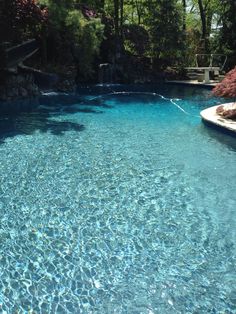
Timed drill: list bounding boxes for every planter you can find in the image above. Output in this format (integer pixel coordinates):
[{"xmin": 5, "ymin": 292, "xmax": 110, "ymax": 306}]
[{"xmin": 200, "ymin": 103, "xmax": 236, "ymax": 133}]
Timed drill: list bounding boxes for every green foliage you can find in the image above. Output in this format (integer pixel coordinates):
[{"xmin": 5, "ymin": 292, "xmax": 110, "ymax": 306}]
[
  {"xmin": 45, "ymin": 0, "xmax": 73, "ymax": 29},
  {"xmin": 0, "ymin": 0, "xmax": 48, "ymax": 43},
  {"xmin": 218, "ymin": 0, "xmax": 236, "ymax": 66},
  {"xmin": 184, "ymin": 11, "xmax": 202, "ymax": 65},
  {"xmin": 78, "ymin": 19, "xmax": 104, "ymax": 79},
  {"xmin": 123, "ymin": 24, "xmax": 150, "ymax": 56},
  {"xmin": 65, "ymin": 9, "xmax": 82, "ymax": 35},
  {"xmin": 2, "ymin": 0, "xmax": 236, "ymax": 81},
  {"xmin": 66, "ymin": 10, "xmax": 104, "ymax": 80},
  {"xmin": 146, "ymin": 0, "xmax": 184, "ymax": 67},
  {"xmin": 38, "ymin": 1, "xmax": 105, "ymax": 80}
]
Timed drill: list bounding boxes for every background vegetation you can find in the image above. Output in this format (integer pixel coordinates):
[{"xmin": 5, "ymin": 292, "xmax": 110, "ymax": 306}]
[{"xmin": 0, "ymin": 0, "xmax": 235, "ymax": 82}]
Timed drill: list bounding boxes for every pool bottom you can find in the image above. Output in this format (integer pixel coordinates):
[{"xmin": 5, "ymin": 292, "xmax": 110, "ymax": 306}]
[{"xmin": 0, "ymin": 87, "xmax": 235, "ymax": 313}]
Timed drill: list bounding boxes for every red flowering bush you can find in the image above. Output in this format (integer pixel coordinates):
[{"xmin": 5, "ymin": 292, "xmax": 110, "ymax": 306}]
[
  {"xmin": 13, "ymin": 0, "xmax": 48, "ymax": 34},
  {"xmin": 14, "ymin": 0, "xmax": 48, "ymax": 24},
  {"xmin": 79, "ymin": 4, "xmax": 97, "ymax": 20},
  {"xmin": 213, "ymin": 66, "xmax": 236, "ymax": 120},
  {"xmin": 0, "ymin": 0, "xmax": 48, "ymax": 42},
  {"xmin": 212, "ymin": 66, "xmax": 236, "ymax": 98}
]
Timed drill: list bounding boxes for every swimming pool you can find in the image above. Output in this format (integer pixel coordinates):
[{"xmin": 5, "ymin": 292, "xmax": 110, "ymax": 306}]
[{"xmin": 0, "ymin": 84, "xmax": 235, "ymax": 313}]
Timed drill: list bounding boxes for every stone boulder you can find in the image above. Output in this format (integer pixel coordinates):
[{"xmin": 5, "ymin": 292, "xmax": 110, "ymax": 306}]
[
  {"xmin": 0, "ymin": 72, "xmax": 40, "ymax": 101},
  {"xmin": 216, "ymin": 103, "xmax": 236, "ymax": 120}
]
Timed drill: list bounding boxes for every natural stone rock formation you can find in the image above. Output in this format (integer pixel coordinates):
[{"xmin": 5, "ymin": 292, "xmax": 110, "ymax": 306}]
[
  {"xmin": 201, "ymin": 104, "xmax": 236, "ymax": 133},
  {"xmin": 216, "ymin": 102, "xmax": 236, "ymax": 120},
  {"xmin": 0, "ymin": 72, "xmax": 40, "ymax": 101},
  {"xmin": 48, "ymin": 65, "xmax": 77, "ymax": 93},
  {"xmin": 56, "ymin": 78, "xmax": 77, "ymax": 93}
]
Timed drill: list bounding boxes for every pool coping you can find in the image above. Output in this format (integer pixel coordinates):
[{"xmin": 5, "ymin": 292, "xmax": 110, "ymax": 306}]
[
  {"xmin": 200, "ymin": 103, "xmax": 236, "ymax": 133},
  {"xmin": 166, "ymin": 80, "xmax": 217, "ymax": 88}
]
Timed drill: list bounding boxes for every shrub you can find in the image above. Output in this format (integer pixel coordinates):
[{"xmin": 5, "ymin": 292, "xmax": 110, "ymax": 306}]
[
  {"xmin": 212, "ymin": 66, "xmax": 236, "ymax": 98},
  {"xmin": 0, "ymin": 0, "xmax": 48, "ymax": 42},
  {"xmin": 66, "ymin": 10, "xmax": 104, "ymax": 81}
]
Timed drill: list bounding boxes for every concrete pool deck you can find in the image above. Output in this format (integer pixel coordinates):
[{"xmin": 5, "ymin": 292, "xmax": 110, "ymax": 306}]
[
  {"xmin": 200, "ymin": 104, "xmax": 236, "ymax": 133},
  {"xmin": 166, "ymin": 79, "xmax": 218, "ymax": 88}
]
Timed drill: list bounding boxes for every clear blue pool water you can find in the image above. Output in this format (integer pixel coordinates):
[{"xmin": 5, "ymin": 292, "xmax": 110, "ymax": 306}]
[{"xmin": 0, "ymin": 84, "xmax": 235, "ymax": 313}]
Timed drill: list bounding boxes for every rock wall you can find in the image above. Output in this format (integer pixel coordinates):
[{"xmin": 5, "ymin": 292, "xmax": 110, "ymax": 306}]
[{"xmin": 0, "ymin": 72, "xmax": 40, "ymax": 101}]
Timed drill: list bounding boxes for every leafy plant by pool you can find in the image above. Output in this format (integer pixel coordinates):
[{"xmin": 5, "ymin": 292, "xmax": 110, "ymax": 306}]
[
  {"xmin": 200, "ymin": 67, "xmax": 236, "ymax": 133},
  {"xmin": 213, "ymin": 66, "xmax": 236, "ymax": 120}
]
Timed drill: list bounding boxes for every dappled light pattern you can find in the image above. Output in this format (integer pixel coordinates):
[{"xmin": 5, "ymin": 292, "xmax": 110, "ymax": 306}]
[{"xmin": 0, "ymin": 86, "xmax": 235, "ymax": 313}]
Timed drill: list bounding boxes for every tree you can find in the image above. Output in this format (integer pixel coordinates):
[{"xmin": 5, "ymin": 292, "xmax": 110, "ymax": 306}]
[
  {"xmin": 66, "ymin": 10, "xmax": 104, "ymax": 81},
  {"xmin": 218, "ymin": 0, "xmax": 236, "ymax": 67},
  {"xmin": 146, "ymin": 0, "xmax": 183, "ymax": 68},
  {"xmin": 182, "ymin": 0, "xmax": 187, "ymax": 33},
  {"xmin": 192, "ymin": 0, "xmax": 221, "ymax": 53},
  {"xmin": 0, "ymin": 0, "xmax": 48, "ymax": 43}
]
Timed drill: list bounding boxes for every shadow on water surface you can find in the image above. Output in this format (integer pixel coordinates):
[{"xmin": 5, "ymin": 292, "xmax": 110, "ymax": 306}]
[
  {"xmin": 40, "ymin": 93, "xmax": 113, "ymax": 109},
  {"xmin": 0, "ymin": 113, "xmax": 85, "ymax": 144},
  {"xmin": 1, "ymin": 89, "xmax": 189, "ymax": 145},
  {"xmin": 0, "ymin": 98, "xmax": 88, "ymax": 144},
  {"xmin": 0, "ymin": 92, "xmax": 117, "ymax": 144},
  {"xmin": 60, "ymin": 106, "xmax": 103, "ymax": 114}
]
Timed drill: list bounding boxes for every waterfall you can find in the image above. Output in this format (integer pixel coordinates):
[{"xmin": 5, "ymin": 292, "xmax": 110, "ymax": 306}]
[{"xmin": 98, "ymin": 63, "xmax": 113, "ymax": 84}]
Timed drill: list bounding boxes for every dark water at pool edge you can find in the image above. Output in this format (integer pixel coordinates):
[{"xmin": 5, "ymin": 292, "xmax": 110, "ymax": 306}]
[{"xmin": 0, "ymin": 83, "xmax": 234, "ymax": 147}]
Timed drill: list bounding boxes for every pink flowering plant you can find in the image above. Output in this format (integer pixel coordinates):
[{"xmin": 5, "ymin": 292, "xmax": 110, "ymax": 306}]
[{"xmin": 212, "ymin": 66, "xmax": 236, "ymax": 120}]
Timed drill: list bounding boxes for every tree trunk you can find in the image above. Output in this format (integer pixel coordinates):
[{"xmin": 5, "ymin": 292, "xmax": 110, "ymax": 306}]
[
  {"xmin": 114, "ymin": 0, "xmax": 119, "ymax": 54},
  {"xmin": 100, "ymin": 0, "xmax": 105, "ymax": 9},
  {"xmin": 197, "ymin": 0, "xmax": 208, "ymax": 52},
  {"xmin": 182, "ymin": 0, "xmax": 186, "ymax": 33},
  {"xmin": 135, "ymin": 0, "xmax": 141, "ymax": 25},
  {"xmin": 181, "ymin": 0, "xmax": 187, "ymax": 61},
  {"xmin": 113, "ymin": 0, "xmax": 120, "ymax": 80},
  {"xmin": 120, "ymin": 0, "xmax": 124, "ymax": 43}
]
